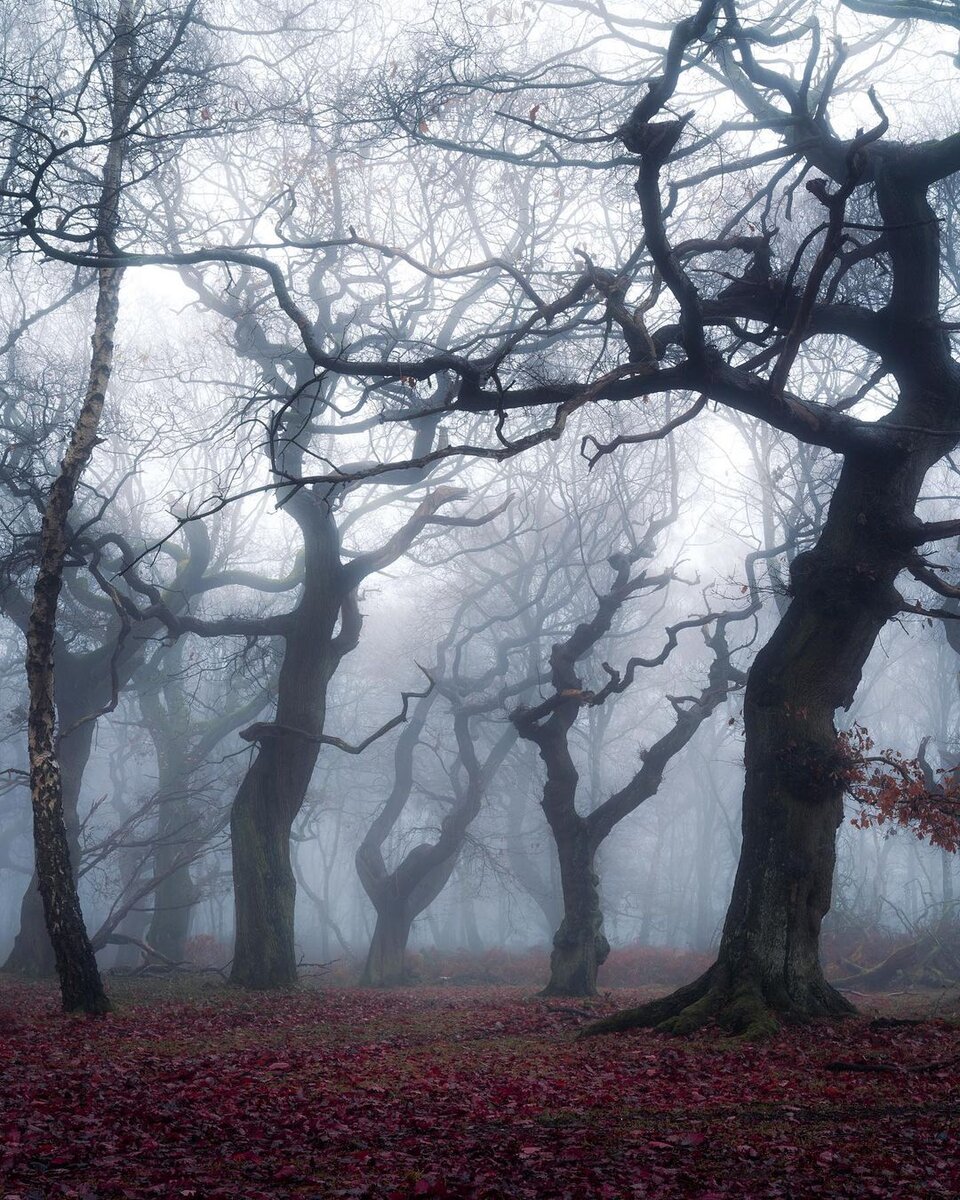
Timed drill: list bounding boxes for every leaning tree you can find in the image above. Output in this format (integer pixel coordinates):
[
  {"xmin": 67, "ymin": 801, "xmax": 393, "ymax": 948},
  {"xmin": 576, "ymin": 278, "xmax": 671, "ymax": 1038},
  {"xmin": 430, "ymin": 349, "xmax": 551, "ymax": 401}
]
[
  {"xmin": 355, "ymin": 0, "xmax": 960, "ymax": 1033},
  {"xmin": 12, "ymin": 0, "xmax": 960, "ymax": 1033}
]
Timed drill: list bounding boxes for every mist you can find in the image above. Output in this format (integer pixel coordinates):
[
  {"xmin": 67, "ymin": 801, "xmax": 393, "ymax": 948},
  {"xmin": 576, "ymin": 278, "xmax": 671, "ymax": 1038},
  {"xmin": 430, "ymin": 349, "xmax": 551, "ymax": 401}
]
[{"xmin": 1, "ymin": 1, "xmax": 959, "ymax": 1195}]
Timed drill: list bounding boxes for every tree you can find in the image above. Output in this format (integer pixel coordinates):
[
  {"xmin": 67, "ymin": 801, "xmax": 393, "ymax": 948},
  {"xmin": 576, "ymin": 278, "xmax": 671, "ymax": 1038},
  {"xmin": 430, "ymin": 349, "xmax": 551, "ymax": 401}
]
[
  {"xmin": 356, "ymin": 529, "xmax": 535, "ymax": 987},
  {"xmin": 11, "ymin": 0, "xmax": 960, "ymax": 1031},
  {"xmin": 0, "ymin": 0, "xmax": 239, "ymax": 1011},
  {"xmin": 136, "ymin": 639, "xmax": 271, "ymax": 963},
  {"xmin": 574, "ymin": 0, "xmax": 960, "ymax": 1036},
  {"xmin": 511, "ymin": 507, "xmax": 756, "ymax": 996},
  {"xmin": 17, "ymin": 0, "xmax": 142, "ymax": 1014}
]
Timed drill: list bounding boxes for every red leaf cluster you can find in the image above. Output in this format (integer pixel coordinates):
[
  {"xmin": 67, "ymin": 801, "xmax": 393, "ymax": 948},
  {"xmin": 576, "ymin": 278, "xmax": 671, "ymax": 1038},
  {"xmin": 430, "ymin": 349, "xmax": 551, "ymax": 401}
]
[{"xmin": 839, "ymin": 724, "xmax": 960, "ymax": 853}]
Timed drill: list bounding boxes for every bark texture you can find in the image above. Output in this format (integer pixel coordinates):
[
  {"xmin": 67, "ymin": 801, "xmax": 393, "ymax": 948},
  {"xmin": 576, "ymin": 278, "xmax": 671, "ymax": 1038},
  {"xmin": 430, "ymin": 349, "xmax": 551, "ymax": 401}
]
[{"xmin": 26, "ymin": 262, "xmax": 122, "ymax": 1014}]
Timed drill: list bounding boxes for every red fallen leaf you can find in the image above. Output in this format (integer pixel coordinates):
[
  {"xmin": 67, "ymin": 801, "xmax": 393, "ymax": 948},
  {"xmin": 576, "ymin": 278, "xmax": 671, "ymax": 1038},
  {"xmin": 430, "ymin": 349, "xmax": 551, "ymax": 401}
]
[
  {"xmin": 1, "ymin": 980, "xmax": 959, "ymax": 1199},
  {"xmin": 264, "ymin": 1061, "xmax": 291, "ymax": 1071},
  {"xmin": 673, "ymin": 1132, "xmax": 707, "ymax": 1147}
]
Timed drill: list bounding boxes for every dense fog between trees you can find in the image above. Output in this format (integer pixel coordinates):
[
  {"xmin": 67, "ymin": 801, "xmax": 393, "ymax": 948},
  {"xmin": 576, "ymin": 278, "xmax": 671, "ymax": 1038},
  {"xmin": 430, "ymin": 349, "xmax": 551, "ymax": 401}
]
[{"xmin": 0, "ymin": 0, "xmax": 959, "ymax": 1025}]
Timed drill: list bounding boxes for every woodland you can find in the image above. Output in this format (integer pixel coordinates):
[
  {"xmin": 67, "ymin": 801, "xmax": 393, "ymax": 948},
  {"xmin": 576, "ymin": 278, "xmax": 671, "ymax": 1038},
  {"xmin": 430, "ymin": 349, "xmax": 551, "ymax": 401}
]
[{"xmin": 1, "ymin": 0, "xmax": 960, "ymax": 1196}]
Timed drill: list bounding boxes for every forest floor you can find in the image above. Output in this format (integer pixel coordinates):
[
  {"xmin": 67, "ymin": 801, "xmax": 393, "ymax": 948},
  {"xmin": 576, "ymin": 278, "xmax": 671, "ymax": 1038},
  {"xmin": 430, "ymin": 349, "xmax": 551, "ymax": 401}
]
[{"xmin": 0, "ymin": 977, "xmax": 958, "ymax": 1199}]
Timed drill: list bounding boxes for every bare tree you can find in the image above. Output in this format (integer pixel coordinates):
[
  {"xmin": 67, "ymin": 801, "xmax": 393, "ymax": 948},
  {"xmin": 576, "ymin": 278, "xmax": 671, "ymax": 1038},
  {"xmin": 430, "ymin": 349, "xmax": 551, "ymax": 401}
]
[
  {"xmin": 355, "ymin": 545, "xmax": 536, "ymax": 986},
  {"xmin": 9, "ymin": 0, "xmax": 960, "ymax": 1034},
  {"xmin": 512, "ymin": 510, "xmax": 756, "ymax": 996}
]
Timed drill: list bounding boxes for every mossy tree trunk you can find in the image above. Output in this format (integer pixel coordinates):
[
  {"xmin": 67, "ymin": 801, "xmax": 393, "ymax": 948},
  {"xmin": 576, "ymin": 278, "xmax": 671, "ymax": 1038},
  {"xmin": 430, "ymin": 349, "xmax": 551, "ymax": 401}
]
[{"xmin": 585, "ymin": 150, "xmax": 960, "ymax": 1038}]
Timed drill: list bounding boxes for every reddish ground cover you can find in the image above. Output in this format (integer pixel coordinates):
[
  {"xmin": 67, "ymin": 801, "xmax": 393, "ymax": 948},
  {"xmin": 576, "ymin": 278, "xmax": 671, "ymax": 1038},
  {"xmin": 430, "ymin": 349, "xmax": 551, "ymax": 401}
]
[{"xmin": 0, "ymin": 979, "xmax": 957, "ymax": 1199}]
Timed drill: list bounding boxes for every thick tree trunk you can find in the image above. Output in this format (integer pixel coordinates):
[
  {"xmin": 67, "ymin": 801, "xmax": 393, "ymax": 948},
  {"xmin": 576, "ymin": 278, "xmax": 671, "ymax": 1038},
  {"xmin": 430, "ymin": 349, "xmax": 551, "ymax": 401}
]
[
  {"xmin": 227, "ymin": 739, "xmax": 327, "ymax": 991},
  {"xmin": 543, "ymin": 830, "xmax": 609, "ymax": 996},
  {"xmin": 228, "ymin": 748, "xmax": 300, "ymax": 984},
  {"xmin": 360, "ymin": 902, "xmax": 413, "ymax": 987},
  {"xmin": 229, "ymin": 490, "xmax": 344, "ymax": 989},
  {"xmin": 586, "ymin": 447, "xmax": 938, "ymax": 1037}
]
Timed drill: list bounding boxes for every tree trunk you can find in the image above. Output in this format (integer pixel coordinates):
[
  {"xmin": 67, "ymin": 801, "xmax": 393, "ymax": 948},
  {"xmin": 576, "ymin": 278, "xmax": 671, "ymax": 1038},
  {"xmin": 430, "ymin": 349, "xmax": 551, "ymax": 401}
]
[
  {"xmin": 586, "ymin": 447, "xmax": 938, "ymax": 1037},
  {"xmin": 146, "ymin": 751, "xmax": 200, "ymax": 963},
  {"xmin": 3, "ymin": 715, "xmax": 92, "ymax": 977},
  {"xmin": 229, "ymin": 734, "xmax": 319, "ymax": 988},
  {"xmin": 13, "ymin": 0, "xmax": 136, "ymax": 1014},
  {"xmin": 111, "ymin": 832, "xmax": 154, "ymax": 970},
  {"xmin": 543, "ymin": 828, "xmax": 609, "ymax": 996},
  {"xmin": 147, "ymin": 859, "xmax": 199, "ymax": 963},
  {"xmin": 25, "ymin": 262, "xmax": 123, "ymax": 1015},
  {"xmin": 228, "ymin": 699, "xmax": 338, "ymax": 991},
  {"xmin": 360, "ymin": 902, "xmax": 413, "ymax": 987},
  {"xmin": 534, "ymin": 719, "xmax": 610, "ymax": 997}
]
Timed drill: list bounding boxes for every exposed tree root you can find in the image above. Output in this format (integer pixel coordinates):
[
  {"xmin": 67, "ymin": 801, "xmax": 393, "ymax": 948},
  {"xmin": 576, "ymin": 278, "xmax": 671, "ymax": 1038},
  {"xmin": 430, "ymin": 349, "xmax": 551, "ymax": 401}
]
[{"xmin": 580, "ymin": 964, "xmax": 856, "ymax": 1040}]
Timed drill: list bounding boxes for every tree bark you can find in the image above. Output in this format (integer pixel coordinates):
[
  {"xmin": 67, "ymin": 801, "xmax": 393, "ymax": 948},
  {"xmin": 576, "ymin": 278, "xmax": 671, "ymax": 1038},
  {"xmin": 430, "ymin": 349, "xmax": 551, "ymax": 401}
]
[
  {"xmin": 3, "ymin": 707, "xmax": 92, "ymax": 977},
  {"xmin": 544, "ymin": 826, "xmax": 609, "ymax": 996},
  {"xmin": 360, "ymin": 903, "xmax": 414, "ymax": 987},
  {"xmin": 25, "ymin": 263, "xmax": 122, "ymax": 1014},
  {"xmin": 229, "ymin": 492, "xmax": 345, "ymax": 989},
  {"xmin": 11, "ymin": 2, "xmax": 137, "ymax": 1012},
  {"xmin": 587, "ymin": 447, "xmax": 942, "ymax": 1037}
]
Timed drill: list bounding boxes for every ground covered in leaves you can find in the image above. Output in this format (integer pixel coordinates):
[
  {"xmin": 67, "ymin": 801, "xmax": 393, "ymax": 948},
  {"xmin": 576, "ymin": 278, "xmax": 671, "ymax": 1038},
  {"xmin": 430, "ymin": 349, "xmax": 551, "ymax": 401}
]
[{"xmin": 1, "ymin": 979, "xmax": 958, "ymax": 1199}]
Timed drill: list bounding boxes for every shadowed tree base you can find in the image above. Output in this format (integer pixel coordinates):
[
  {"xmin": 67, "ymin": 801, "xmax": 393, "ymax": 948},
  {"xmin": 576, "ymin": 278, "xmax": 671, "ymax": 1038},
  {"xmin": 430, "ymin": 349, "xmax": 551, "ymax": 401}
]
[
  {"xmin": 537, "ymin": 924, "xmax": 610, "ymax": 998},
  {"xmin": 580, "ymin": 962, "xmax": 856, "ymax": 1040}
]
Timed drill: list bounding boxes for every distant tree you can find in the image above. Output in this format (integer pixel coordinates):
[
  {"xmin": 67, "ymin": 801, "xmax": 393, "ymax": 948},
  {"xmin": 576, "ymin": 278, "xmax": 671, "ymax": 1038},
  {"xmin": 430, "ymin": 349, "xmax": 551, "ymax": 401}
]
[
  {"xmin": 511, "ymin": 507, "xmax": 756, "ymax": 996},
  {"xmin": 356, "ymin": 528, "xmax": 538, "ymax": 987}
]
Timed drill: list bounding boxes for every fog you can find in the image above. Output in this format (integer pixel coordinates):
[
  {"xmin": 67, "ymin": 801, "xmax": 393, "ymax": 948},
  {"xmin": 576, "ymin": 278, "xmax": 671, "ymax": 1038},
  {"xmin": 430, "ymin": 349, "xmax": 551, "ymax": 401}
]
[{"xmin": 1, "ymin": 0, "xmax": 958, "ymax": 1009}]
